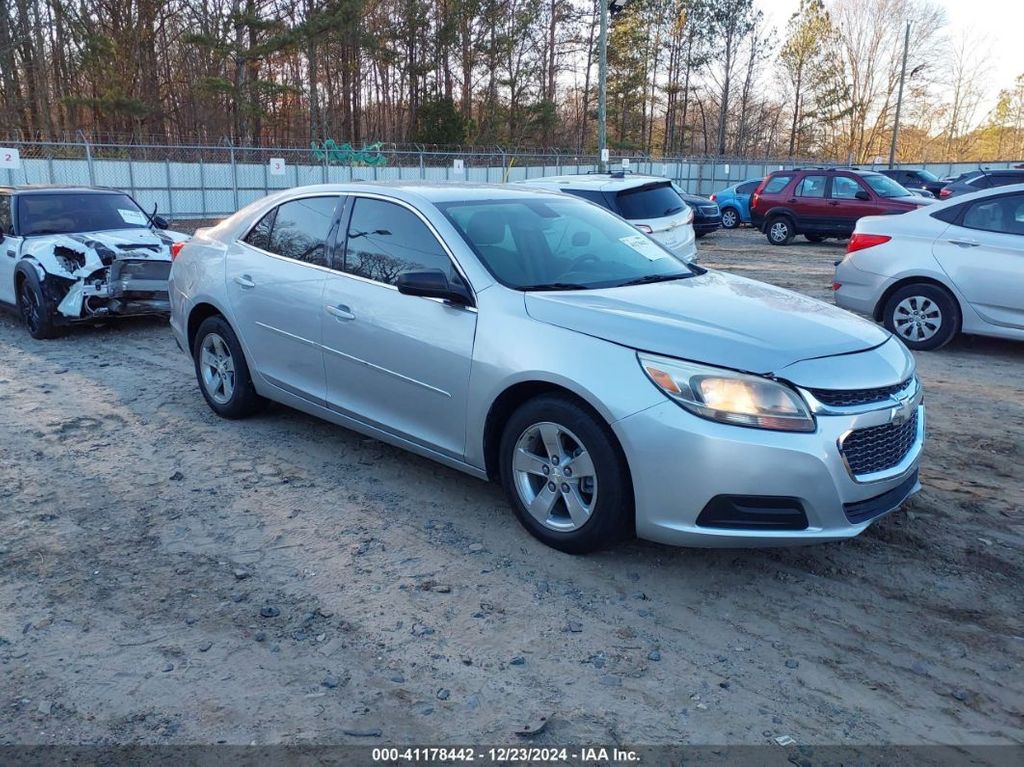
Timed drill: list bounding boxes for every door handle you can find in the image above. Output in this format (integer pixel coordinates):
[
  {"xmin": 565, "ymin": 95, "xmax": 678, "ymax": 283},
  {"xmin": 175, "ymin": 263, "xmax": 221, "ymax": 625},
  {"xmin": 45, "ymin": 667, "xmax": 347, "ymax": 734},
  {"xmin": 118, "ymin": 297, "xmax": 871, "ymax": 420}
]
[
  {"xmin": 786, "ymin": 198, "xmax": 797, "ymax": 203},
  {"xmin": 233, "ymin": 274, "xmax": 256, "ymax": 288},
  {"xmin": 948, "ymin": 240, "xmax": 979, "ymax": 248},
  {"xmin": 325, "ymin": 304, "xmax": 355, "ymax": 321},
  {"xmin": 828, "ymin": 200, "xmax": 840, "ymax": 206}
]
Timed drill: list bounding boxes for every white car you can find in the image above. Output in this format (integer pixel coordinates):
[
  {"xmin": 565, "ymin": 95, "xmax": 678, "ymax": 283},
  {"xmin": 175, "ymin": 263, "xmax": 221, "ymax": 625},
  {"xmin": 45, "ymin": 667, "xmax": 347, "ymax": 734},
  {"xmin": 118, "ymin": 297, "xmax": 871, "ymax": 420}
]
[
  {"xmin": 0, "ymin": 186, "xmax": 189, "ymax": 338},
  {"xmin": 834, "ymin": 184, "xmax": 1024, "ymax": 350},
  {"xmin": 512, "ymin": 173, "xmax": 698, "ymax": 263}
]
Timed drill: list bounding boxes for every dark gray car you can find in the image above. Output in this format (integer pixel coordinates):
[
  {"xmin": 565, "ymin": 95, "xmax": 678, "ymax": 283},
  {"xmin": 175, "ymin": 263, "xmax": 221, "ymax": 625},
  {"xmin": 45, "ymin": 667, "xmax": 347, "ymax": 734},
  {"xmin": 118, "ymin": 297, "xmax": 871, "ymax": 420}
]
[{"xmin": 939, "ymin": 169, "xmax": 1024, "ymax": 200}]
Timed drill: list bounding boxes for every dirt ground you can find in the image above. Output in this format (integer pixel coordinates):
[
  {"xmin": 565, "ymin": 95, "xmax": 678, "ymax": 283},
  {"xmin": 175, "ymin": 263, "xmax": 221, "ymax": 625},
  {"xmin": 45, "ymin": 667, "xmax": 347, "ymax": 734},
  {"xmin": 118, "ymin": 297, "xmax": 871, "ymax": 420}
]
[{"xmin": 1, "ymin": 227, "xmax": 1022, "ymax": 747}]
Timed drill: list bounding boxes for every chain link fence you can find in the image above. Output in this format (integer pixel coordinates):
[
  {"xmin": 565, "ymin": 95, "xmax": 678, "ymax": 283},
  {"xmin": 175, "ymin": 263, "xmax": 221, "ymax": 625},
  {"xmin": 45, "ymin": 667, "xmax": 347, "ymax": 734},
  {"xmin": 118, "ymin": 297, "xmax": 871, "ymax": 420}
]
[{"xmin": 2, "ymin": 136, "xmax": 1021, "ymax": 222}]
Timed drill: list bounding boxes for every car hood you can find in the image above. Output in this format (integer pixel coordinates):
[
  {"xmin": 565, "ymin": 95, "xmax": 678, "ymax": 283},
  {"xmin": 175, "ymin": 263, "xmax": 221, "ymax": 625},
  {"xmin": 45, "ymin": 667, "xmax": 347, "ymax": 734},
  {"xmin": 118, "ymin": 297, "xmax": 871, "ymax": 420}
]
[
  {"xmin": 23, "ymin": 227, "xmax": 189, "ymax": 279},
  {"xmin": 524, "ymin": 269, "xmax": 892, "ymax": 375}
]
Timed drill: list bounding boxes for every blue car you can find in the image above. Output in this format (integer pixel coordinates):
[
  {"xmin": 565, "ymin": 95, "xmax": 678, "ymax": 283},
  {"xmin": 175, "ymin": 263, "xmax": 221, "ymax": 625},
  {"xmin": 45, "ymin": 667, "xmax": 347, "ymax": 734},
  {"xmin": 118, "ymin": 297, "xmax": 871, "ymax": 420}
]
[{"xmin": 710, "ymin": 178, "xmax": 764, "ymax": 229}]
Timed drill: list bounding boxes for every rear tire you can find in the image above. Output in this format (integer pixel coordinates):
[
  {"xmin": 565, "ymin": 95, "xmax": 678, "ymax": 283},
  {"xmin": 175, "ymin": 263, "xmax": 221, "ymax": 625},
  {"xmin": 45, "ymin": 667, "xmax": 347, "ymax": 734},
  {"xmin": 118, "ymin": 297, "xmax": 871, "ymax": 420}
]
[
  {"xmin": 721, "ymin": 207, "xmax": 740, "ymax": 229},
  {"xmin": 499, "ymin": 394, "xmax": 633, "ymax": 554},
  {"xmin": 766, "ymin": 217, "xmax": 794, "ymax": 246},
  {"xmin": 882, "ymin": 283, "xmax": 960, "ymax": 351},
  {"xmin": 192, "ymin": 315, "xmax": 265, "ymax": 418},
  {"xmin": 16, "ymin": 268, "xmax": 60, "ymax": 339}
]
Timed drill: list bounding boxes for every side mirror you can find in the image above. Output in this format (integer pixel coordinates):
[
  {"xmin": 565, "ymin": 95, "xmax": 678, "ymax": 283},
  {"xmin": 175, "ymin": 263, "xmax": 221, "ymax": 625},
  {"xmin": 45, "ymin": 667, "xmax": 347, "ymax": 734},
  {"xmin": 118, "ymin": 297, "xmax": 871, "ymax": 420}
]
[
  {"xmin": 152, "ymin": 215, "xmax": 169, "ymax": 229},
  {"xmin": 854, "ymin": 190, "xmax": 871, "ymax": 201},
  {"xmin": 397, "ymin": 268, "xmax": 473, "ymax": 307},
  {"xmin": 0, "ymin": 225, "xmax": 5, "ymax": 244}
]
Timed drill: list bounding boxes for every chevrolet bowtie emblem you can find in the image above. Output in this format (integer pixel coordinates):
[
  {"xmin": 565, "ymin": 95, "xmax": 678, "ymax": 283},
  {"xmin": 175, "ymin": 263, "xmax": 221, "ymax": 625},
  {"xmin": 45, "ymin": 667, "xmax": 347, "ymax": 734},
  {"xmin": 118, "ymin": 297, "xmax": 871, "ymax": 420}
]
[{"xmin": 890, "ymin": 396, "xmax": 914, "ymax": 426}]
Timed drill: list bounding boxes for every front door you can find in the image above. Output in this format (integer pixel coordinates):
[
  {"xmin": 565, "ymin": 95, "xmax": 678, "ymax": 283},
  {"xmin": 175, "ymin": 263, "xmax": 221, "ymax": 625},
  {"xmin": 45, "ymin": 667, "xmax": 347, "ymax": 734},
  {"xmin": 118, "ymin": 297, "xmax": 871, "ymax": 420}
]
[
  {"xmin": 0, "ymin": 194, "xmax": 21, "ymax": 304},
  {"xmin": 828, "ymin": 174, "xmax": 878, "ymax": 234},
  {"xmin": 225, "ymin": 195, "xmax": 344, "ymax": 403},
  {"xmin": 321, "ymin": 196, "xmax": 477, "ymax": 458},
  {"xmin": 933, "ymin": 192, "xmax": 1024, "ymax": 329}
]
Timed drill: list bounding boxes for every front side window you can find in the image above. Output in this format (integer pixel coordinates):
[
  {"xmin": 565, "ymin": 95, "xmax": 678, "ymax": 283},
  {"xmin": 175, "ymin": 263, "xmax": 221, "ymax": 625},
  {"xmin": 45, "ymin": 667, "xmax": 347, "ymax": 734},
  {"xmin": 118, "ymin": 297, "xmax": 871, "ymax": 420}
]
[
  {"xmin": 18, "ymin": 192, "xmax": 151, "ymax": 235},
  {"xmin": 0, "ymin": 195, "xmax": 12, "ymax": 234},
  {"xmin": 863, "ymin": 174, "xmax": 914, "ymax": 199},
  {"xmin": 343, "ymin": 198, "xmax": 452, "ymax": 285},
  {"xmin": 763, "ymin": 175, "xmax": 793, "ymax": 194},
  {"xmin": 832, "ymin": 176, "xmax": 865, "ymax": 200},
  {"xmin": 961, "ymin": 194, "xmax": 1024, "ymax": 235},
  {"xmin": 440, "ymin": 197, "xmax": 695, "ymax": 290},
  {"xmin": 265, "ymin": 196, "xmax": 339, "ymax": 266},
  {"xmin": 795, "ymin": 175, "xmax": 828, "ymax": 198}
]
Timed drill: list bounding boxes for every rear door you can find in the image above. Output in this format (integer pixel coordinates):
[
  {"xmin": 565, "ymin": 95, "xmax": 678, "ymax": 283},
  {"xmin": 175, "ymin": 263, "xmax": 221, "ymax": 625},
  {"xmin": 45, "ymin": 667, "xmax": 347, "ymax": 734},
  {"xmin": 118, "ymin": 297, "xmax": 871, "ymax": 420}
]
[
  {"xmin": 225, "ymin": 195, "xmax": 343, "ymax": 403},
  {"xmin": 791, "ymin": 174, "xmax": 831, "ymax": 232},
  {"xmin": 932, "ymin": 192, "xmax": 1024, "ymax": 329},
  {"xmin": 734, "ymin": 180, "xmax": 759, "ymax": 220}
]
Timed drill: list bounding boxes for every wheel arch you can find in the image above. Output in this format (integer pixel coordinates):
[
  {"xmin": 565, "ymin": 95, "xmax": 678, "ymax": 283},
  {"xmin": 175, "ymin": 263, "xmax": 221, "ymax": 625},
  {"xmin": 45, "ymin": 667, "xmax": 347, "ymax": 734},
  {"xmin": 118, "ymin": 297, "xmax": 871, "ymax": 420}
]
[
  {"xmin": 873, "ymin": 275, "xmax": 962, "ymax": 325},
  {"xmin": 187, "ymin": 301, "xmax": 228, "ymax": 357},
  {"xmin": 481, "ymin": 380, "xmax": 627, "ymax": 484}
]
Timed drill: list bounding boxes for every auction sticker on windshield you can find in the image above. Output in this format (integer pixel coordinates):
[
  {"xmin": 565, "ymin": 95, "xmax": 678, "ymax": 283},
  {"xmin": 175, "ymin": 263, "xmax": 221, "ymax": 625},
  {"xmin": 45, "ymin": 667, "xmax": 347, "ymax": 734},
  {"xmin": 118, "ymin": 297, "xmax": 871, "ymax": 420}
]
[
  {"xmin": 620, "ymin": 234, "xmax": 669, "ymax": 261},
  {"xmin": 118, "ymin": 208, "xmax": 149, "ymax": 225}
]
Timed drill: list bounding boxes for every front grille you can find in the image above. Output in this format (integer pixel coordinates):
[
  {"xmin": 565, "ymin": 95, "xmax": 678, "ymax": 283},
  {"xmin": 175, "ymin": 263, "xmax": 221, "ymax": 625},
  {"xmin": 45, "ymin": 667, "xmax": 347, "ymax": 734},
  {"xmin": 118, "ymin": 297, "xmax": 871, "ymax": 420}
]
[
  {"xmin": 810, "ymin": 378, "xmax": 913, "ymax": 408},
  {"xmin": 841, "ymin": 410, "xmax": 919, "ymax": 476}
]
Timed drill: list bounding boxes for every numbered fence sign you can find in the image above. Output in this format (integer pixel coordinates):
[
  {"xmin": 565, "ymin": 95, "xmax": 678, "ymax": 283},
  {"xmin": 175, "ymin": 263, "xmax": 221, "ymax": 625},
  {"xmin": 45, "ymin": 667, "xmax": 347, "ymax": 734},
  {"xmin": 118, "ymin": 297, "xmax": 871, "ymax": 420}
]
[
  {"xmin": 269, "ymin": 157, "xmax": 286, "ymax": 176},
  {"xmin": 0, "ymin": 148, "xmax": 21, "ymax": 169},
  {"xmin": 453, "ymin": 158, "xmax": 465, "ymax": 175},
  {"xmin": 621, "ymin": 158, "xmax": 630, "ymax": 170}
]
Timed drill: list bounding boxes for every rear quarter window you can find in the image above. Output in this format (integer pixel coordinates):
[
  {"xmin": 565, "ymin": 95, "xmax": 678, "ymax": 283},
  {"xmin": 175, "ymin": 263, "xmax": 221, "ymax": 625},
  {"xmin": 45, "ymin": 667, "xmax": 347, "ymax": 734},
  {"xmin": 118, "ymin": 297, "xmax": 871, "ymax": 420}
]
[{"xmin": 762, "ymin": 175, "xmax": 793, "ymax": 194}]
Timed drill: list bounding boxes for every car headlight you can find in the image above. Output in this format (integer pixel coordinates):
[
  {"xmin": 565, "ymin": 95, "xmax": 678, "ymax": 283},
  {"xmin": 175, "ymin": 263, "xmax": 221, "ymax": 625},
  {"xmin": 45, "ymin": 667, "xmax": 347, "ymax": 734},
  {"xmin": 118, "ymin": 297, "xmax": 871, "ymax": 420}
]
[
  {"xmin": 684, "ymin": 206, "xmax": 694, "ymax": 225},
  {"xmin": 638, "ymin": 353, "xmax": 815, "ymax": 432}
]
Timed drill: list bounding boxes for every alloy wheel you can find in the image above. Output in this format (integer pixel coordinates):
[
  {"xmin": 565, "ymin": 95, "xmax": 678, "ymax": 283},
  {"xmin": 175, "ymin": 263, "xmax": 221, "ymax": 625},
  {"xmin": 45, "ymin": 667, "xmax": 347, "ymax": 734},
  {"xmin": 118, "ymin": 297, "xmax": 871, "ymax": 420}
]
[
  {"xmin": 19, "ymin": 281, "xmax": 41, "ymax": 334},
  {"xmin": 512, "ymin": 421, "xmax": 597, "ymax": 532},
  {"xmin": 893, "ymin": 296, "xmax": 942, "ymax": 342},
  {"xmin": 722, "ymin": 209, "xmax": 738, "ymax": 228},
  {"xmin": 199, "ymin": 332, "xmax": 236, "ymax": 405},
  {"xmin": 769, "ymin": 221, "xmax": 789, "ymax": 242}
]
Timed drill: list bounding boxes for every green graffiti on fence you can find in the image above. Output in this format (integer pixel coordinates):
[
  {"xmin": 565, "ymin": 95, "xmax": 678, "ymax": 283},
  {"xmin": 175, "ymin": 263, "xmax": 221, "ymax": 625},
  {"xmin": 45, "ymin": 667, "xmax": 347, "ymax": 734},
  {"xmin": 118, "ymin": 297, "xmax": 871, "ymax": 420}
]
[{"xmin": 311, "ymin": 139, "xmax": 388, "ymax": 167}]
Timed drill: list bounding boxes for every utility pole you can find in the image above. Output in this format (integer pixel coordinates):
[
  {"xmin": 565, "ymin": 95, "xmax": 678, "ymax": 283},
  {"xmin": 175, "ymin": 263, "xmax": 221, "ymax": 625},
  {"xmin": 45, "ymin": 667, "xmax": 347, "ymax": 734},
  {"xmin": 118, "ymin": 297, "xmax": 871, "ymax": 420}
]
[
  {"xmin": 597, "ymin": 2, "xmax": 609, "ymax": 172},
  {"xmin": 889, "ymin": 21, "xmax": 910, "ymax": 169}
]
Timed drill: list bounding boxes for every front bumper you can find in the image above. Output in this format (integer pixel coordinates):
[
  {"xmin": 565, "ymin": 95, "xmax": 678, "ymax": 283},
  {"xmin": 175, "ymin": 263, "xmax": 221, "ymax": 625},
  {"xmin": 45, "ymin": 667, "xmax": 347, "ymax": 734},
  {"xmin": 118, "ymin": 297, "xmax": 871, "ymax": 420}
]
[{"xmin": 613, "ymin": 395, "xmax": 924, "ymax": 547}]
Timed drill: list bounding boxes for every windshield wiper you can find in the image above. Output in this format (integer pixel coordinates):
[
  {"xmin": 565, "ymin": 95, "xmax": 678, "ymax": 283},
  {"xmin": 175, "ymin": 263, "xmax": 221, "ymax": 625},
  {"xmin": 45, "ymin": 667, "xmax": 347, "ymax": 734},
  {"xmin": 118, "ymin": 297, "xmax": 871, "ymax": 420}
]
[
  {"xmin": 615, "ymin": 273, "xmax": 690, "ymax": 287},
  {"xmin": 663, "ymin": 205, "xmax": 684, "ymax": 215},
  {"xmin": 518, "ymin": 282, "xmax": 590, "ymax": 292}
]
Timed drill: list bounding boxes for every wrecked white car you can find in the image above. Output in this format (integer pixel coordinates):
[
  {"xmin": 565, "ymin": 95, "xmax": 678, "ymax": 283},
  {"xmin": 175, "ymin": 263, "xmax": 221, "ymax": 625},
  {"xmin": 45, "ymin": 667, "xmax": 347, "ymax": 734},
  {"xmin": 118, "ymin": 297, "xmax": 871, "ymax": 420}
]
[{"xmin": 0, "ymin": 186, "xmax": 189, "ymax": 338}]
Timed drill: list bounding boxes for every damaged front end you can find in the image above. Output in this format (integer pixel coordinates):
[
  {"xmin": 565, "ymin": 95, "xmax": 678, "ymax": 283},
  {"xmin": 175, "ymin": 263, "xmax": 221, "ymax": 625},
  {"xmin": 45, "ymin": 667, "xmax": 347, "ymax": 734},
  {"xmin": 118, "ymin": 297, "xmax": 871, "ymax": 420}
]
[{"xmin": 27, "ymin": 233, "xmax": 178, "ymax": 323}]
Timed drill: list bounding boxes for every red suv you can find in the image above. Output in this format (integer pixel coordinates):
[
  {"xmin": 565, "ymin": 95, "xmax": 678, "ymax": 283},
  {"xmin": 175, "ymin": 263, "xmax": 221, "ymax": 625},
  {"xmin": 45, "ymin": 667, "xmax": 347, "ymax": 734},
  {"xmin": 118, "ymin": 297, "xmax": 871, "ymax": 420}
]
[{"xmin": 750, "ymin": 167, "xmax": 931, "ymax": 245}]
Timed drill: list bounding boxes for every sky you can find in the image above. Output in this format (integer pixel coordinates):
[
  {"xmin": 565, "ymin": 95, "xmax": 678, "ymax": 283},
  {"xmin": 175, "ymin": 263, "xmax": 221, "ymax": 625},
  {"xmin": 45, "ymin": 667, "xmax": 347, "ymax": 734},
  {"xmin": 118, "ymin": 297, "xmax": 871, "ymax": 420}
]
[{"xmin": 758, "ymin": 0, "xmax": 1024, "ymax": 115}]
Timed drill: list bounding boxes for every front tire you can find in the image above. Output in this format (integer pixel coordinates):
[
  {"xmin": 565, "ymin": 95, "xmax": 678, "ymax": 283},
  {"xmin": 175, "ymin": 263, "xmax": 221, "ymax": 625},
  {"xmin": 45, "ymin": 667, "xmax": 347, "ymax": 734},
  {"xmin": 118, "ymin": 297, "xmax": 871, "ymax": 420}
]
[
  {"xmin": 721, "ymin": 207, "xmax": 740, "ymax": 229},
  {"xmin": 192, "ymin": 315, "xmax": 265, "ymax": 418},
  {"xmin": 766, "ymin": 217, "xmax": 794, "ymax": 245},
  {"xmin": 882, "ymin": 283, "xmax": 960, "ymax": 351},
  {"xmin": 499, "ymin": 394, "xmax": 633, "ymax": 554},
  {"xmin": 16, "ymin": 268, "xmax": 59, "ymax": 339}
]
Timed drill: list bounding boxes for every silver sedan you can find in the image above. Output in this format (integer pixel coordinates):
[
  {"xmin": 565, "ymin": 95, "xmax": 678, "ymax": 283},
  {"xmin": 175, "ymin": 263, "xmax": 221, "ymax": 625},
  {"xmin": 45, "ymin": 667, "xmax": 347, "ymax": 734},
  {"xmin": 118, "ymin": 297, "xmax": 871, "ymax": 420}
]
[{"xmin": 169, "ymin": 183, "xmax": 924, "ymax": 553}]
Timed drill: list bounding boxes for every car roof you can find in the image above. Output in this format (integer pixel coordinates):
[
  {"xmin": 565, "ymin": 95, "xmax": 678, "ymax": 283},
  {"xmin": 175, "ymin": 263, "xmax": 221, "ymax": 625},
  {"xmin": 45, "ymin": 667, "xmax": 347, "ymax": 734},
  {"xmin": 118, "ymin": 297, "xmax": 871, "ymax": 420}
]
[
  {"xmin": 511, "ymin": 173, "xmax": 673, "ymax": 193},
  {"xmin": 245, "ymin": 181, "xmax": 586, "ymax": 206},
  {"xmin": 0, "ymin": 185, "xmax": 127, "ymax": 196}
]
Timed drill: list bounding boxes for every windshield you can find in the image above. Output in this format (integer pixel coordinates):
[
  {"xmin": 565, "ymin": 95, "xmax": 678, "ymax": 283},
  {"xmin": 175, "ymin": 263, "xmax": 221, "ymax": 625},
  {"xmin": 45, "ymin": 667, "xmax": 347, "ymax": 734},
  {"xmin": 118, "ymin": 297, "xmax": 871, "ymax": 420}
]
[
  {"xmin": 439, "ymin": 197, "xmax": 695, "ymax": 290},
  {"xmin": 862, "ymin": 174, "xmax": 913, "ymax": 199},
  {"xmin": 916, "ymin": 169, "xmax": 939, "ymax": 182},
  {"xmin": 614, "ymin": 182, "xmax": 685, "ymax": 219},
  {"xmin": 18, "ymin": 192, "xmax": 151, "ymax": 235}
]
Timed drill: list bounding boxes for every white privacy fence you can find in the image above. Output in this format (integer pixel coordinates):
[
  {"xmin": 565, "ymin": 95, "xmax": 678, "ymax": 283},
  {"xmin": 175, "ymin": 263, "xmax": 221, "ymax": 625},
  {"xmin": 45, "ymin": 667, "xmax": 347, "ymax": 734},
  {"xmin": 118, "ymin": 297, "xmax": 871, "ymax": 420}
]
[{"xmin": 2, "ymin": 138, "xmax": 1021, "ymax": 221}]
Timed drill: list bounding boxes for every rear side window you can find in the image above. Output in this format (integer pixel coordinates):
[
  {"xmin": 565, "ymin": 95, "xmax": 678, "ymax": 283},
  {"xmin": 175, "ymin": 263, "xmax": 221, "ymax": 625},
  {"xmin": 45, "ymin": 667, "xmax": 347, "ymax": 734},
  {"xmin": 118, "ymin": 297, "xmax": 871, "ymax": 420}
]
[
  {"xmin": 990, "ymin": 174, "xmax": 1024, "ymax": 188},
  {"xmin": 930, "ymin": 205, "xmax": 963, "ymax": 225},
  {"xmin": 262, "ymin": 196, "xmax": 340, "ymax": 267},
  {"xmin": 343, "ymin": 198, "xmax": 452, "ymax": 285},
  {"xmin": 614, "ymin": 183, "xmax": 685, "ymax": 219},
  {"xmin": 564, "ymin": 189, "xmax": 611, "ymax": 209},
  {"xmin": 736, "ymin": 181, "xmax": 759, "ymax": 194},
  {"xmin": 961, "ymin": 194, "xmax": 1024, "ymax": 235},
  {"xmin": 243, "ymin": 209, "xmax": 275, "ymax": 250},
  {"xmin": 762, "ymin": 175, "xmax": 793, "ymax": 194},
  {"xmin": 795, "ymin": 175, "xmax": 828, "ymax": 198}
]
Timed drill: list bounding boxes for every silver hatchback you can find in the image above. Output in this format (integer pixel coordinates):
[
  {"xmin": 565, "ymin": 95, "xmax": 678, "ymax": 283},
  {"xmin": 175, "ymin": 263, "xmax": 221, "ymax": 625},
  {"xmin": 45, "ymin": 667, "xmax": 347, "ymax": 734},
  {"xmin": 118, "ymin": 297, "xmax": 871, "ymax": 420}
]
[{"xmin": 170, "ymin": 183, "xmax": 924, "ymax": 553}]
